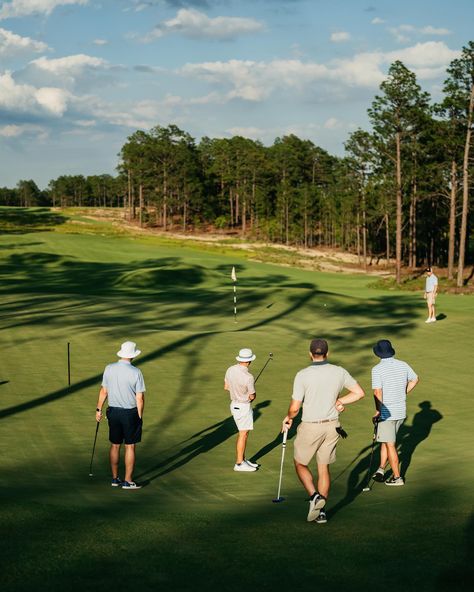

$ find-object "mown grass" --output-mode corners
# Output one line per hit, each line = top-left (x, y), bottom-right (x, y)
(0, 207), (472, 591)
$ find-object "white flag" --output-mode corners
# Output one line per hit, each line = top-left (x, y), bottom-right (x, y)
(231, 266), (237, 282)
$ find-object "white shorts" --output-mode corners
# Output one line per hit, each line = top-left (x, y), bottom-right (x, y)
(230, 402), (254, 431)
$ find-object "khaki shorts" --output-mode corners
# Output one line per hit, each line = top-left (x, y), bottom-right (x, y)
(293, 420), (340, 465)
(376, 419), (404, 443)
(426, 292), (436, 305)
(230, 402), (253, 431)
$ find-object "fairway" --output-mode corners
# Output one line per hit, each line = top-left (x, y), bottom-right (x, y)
(1, 212), (472, 592)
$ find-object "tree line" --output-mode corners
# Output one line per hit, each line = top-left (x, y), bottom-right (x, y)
(1, 42), (473, 286)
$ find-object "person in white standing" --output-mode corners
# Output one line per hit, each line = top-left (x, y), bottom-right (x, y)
(224, 348), (260, 472)
(424, 267), (438, 323)
(371, 340), (419, 486)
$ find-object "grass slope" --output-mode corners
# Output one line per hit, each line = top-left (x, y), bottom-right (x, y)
(0, 208), (472, 591)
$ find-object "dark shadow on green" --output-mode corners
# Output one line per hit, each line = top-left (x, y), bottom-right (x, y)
(137, 400), (271, 485)
(0, 286), (317, 420)
(250, 415), (301, 464)
(436, 513), (474, 591)
(0, 207), (67, 234)
(398, 401), (443, 479)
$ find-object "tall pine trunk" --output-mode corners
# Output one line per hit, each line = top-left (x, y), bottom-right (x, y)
(448, 160), (457, 280)
(395, 131), (403, 282)
(456, 83), (474, 287)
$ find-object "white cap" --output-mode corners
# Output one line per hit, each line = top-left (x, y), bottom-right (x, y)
(236, 348), (256, 362)
(117, 341), (141, 359)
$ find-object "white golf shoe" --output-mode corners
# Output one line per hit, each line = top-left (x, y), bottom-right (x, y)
(234, 462), (257, 472)
(244, 459), (260, 469)
(307, 493), (326, 522)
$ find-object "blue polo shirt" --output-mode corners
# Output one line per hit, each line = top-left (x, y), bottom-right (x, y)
(102, 360), (146, 409)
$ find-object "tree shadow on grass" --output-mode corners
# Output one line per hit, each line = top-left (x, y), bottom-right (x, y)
(0, 207), (67, 234)
(330, 401), (443, 518)
(250, 414), (301, 464)
(436, 512), (474, 591)
(137, 400), (272, 485)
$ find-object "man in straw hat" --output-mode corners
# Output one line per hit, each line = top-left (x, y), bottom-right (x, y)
(224, 348), (260, 472)
(371, 339), (419, 486)
(96, 341), (146, 489)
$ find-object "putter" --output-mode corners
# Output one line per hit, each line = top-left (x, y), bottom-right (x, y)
(88, 421), (100, 477)
(362, 419), (379, 492)
(272, 429), (288, 503)
(255, 352), (273, 384)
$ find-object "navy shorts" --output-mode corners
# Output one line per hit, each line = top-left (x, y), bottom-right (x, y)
(106, 407), (142, 445)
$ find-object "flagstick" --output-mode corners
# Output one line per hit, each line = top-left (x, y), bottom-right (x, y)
(233, 281), (237, 323)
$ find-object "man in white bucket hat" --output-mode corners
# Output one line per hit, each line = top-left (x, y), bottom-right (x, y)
(95, 341), (146, 489)
(224, 348), (259, 472)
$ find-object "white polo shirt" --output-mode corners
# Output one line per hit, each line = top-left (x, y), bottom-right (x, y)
(225, 364), (255, 403)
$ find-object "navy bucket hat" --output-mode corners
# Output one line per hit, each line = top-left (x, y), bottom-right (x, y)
(373, 339), (395, 358)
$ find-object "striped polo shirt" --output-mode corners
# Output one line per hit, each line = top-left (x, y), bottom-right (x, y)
(371, 357), (417, 421)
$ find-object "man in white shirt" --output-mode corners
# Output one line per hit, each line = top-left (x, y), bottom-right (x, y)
(424, 267), (438, 323)
(224, 348), (259, 472)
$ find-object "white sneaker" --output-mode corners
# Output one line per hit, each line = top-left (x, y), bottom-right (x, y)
(425, 318), (431, 323)
(234, 462), (257, 472)
(307, 493), (326, 522)
(244, 459), (260, 469)
(430, 318), (437, 323)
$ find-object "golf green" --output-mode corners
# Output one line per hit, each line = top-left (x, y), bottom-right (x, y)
(0, 209), (472, 591)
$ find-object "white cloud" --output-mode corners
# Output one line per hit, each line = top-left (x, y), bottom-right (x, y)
(0, 0), (88, 20)
(0, 123), (46, 138)
(93, 39), (108, 46)
(141, 8), (264, 42)
(420, 25), (451, 36)
(390, 24), (452, 43)
(330, 31), (351, 43)
(31, 54), (107, 76)
(0, 27), (49, 58)
(0, 70), (70, 116)
(180, 41), (459, 103)
(324, 117), (343, 129)
(371, 17), (385, 25)
(35, 86), (69, 115)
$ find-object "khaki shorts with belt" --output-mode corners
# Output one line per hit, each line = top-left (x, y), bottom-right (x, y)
(293, 419), (340, 465)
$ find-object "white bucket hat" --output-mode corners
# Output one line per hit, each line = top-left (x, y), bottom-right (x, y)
(117, 341), (141, 359)
(236, 348), (256, 362)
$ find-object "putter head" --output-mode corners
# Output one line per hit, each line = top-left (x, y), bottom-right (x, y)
(269, 352), (273, 359)
(362, 487), (371, 492)
(89, 473), (93, 477)
(272, 497), (285, 503)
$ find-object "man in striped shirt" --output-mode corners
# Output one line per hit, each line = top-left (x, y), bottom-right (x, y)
(371, 340), (419, 486)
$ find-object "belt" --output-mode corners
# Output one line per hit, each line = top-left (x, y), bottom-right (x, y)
(306, 418), (338, 424)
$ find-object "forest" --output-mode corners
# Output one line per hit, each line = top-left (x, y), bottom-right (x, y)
(2, 42), (473, 286)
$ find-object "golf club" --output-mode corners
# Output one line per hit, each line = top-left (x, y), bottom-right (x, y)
(272, 429), (288, 503)
(88, 421), (100, 477)
(255, 352), (273, 384)
(362, 418), (379, 492)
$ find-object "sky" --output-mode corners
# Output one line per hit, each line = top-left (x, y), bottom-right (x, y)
(0, 0), (473, 188)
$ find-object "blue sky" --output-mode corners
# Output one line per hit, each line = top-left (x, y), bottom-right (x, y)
(0, 0), (472, 188)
